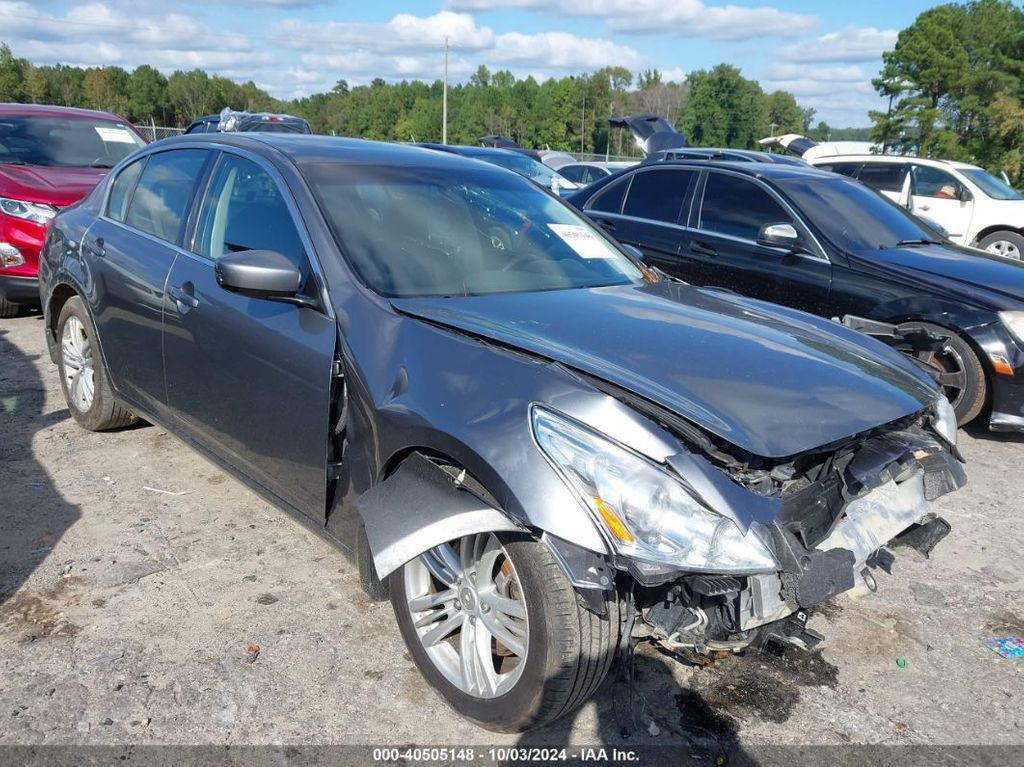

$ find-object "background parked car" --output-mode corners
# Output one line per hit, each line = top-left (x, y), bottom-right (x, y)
(645, 147), (810, 166)
(184, 108), (312, 135)
(418, 144), (579, 195)
(568, 160), (1024, 430)
(0, 103), (146, 317)
(810, 155), (1024, 259)
(39, 134), (962, 733)
(556, 161), (635, 186)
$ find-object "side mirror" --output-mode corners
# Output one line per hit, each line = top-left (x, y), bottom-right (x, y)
(957, 185), (972, 203)
(758, 222), (801, 250)
(215, 250), (316, 308)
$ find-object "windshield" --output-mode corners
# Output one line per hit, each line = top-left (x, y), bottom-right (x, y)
(961, 168), (1024, 201)
(0, 115), (144, 168)
(778, 174), (939, 251)
(304, 163), (643, 298)
(467, 150), (566, 187)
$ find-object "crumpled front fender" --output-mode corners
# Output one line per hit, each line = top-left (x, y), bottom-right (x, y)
(356, 452), (523, 579)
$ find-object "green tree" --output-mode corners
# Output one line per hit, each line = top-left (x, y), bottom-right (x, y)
(0, 42), (25, 102)
(128, 65), (168, 123)
(167, 69), (211, 123)
(765, 90), (805, 135)
(679, 64), (767, 148)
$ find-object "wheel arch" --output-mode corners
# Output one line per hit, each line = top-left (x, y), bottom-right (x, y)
(972, 225), (1024, 247)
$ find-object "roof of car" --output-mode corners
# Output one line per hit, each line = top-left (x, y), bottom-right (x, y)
(810, 154), (981, 171)
(0, 102), (129, 121)
(156, 133), (521, 172)
(633, 158), (836, 181)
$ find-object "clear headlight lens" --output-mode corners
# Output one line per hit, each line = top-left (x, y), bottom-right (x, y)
(0, 197), (57, 225)
(932, 393), (958, 447)
(999, 311), (1024, 346)
(531, 406), (777, 573)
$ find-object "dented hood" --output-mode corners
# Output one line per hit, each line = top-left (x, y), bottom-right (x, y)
(391, 282), (938, 459)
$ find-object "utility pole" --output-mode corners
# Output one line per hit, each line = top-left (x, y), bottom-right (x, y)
(442, 36), (449, 145)
(580, 96), (586, 155)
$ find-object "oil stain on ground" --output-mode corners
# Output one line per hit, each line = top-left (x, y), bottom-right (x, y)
(688, 647), (839, 728)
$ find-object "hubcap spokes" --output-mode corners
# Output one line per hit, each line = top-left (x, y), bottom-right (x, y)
(61, 317), (95, 412)
(406, 533), (529, 699)
(987, 240), (1021, 260)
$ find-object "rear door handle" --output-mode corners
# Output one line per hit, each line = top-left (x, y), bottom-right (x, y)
(168, 284), (199, 309)
(689, 241), (718, 257)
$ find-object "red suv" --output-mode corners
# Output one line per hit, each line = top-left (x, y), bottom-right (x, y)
(1, 104), (147, 316)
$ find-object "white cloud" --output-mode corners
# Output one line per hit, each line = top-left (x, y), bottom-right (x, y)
(274, 12), (496, 55)
(778, 25), (897, 64)
(447, 0), (816, 40)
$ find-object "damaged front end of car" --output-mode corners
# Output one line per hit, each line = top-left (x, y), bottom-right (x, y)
(532, 392), (965, 659)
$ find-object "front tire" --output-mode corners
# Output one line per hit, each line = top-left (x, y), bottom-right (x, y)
(978, 230), (1024, 261)
(0, 294), (19, 318)
(900, 321), (986, 426)
(391, 533), (619, 732)
(56, 296), (137, 431)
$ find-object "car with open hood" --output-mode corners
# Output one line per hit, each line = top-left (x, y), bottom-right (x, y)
(568, 159), (1024, 433)
(39, 135), (964, 732)
(0, 103), (146, 316)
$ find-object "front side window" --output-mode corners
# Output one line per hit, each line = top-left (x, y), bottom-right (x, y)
(106, 159), (144, 222)
(856, 163), (907, 194)
(124, 150), (207, 244)
(304, 163), (642, 298)
(559, 165), (588, 184)
(622, 168), (694, 224)
(912, 165), (969, 200)
(194, 154), (306, 269)
(699, 172), (793, 241)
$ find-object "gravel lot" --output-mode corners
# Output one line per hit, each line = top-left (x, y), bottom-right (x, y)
(1, 310), (1023, 755)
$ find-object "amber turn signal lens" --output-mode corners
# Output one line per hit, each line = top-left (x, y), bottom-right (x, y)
(594, 497), (635, 543)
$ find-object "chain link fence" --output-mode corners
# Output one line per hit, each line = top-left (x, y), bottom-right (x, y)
(137, 125), (185, 142)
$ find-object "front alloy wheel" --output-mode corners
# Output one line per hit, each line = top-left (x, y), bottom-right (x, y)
(391, 531), (619, 732)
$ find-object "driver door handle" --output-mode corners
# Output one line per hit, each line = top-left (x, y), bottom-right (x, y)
(168, 283), (199, 309)
(689, 240), (718, 257)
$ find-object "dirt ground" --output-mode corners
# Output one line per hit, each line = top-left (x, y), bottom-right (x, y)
(1, 310), (1023, 755)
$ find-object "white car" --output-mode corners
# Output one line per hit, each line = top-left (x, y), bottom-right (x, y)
(809, 155), (1024, 259)
(555, 161), (636, 186)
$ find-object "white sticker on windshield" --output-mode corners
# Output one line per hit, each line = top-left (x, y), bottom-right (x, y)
(548, 223), (615, 259)
(94, 126), (137, 144)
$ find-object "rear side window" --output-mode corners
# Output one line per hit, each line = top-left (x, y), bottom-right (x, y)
(125, 150), (207, 244)
(699, 172), (793, 241)
(194, 154), (306, 269)
(106, 159), (144, 222)
(588, 177), (629, 214)
(857, 163), (907, 194)
(559, 165), (588, 184)
(622, 168), (694, 224)
(819, 162), (861, 178)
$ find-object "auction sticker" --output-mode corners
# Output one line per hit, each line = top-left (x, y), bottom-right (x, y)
(548, 223), (616, 258)
(95, 126), (138, 144)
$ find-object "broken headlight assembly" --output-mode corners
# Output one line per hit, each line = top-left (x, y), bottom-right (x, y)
(531, 406), (777, 574)
(932, 393), (958, 447)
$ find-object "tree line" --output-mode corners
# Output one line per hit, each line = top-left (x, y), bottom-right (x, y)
(872, 0), (1024, 183)
(0, 42), (817, 155)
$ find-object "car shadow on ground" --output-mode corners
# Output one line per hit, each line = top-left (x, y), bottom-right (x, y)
(963, 421), (1024, 444)
(0, 321), (82, 610)
(515, 646), (756, 765)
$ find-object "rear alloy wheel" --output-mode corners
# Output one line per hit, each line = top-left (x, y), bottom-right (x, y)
(900, 321), (986, 426)
(391, 532), (619, 732)
(978, 230), (1024, 261)
(56, 297), (138, 431)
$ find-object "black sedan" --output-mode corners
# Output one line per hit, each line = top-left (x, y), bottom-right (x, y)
(568, 161), (1024, 430)
(39, 135), (963, 732)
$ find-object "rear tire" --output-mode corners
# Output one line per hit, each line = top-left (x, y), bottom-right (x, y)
(56, 296), (138, 431)
(391, 533), (619, 732)
(899, 321), (986, 426)
(0, 295), (19, 318)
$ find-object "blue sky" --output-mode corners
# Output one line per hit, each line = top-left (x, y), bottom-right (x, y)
(0, 1), (941, 126)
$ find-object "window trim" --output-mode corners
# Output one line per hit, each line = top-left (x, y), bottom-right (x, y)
(104, 156), (147, 223)
(584, 174), (633, 215)
(695, 168), (830, 263)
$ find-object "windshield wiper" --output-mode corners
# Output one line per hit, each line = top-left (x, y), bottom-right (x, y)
(885, 238), (941, 248)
